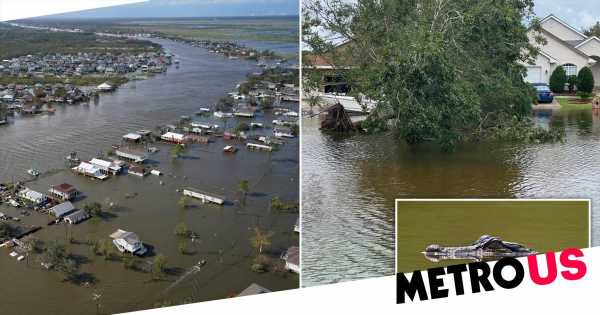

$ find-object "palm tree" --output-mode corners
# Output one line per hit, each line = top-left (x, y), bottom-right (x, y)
(250, 227), (273, 254)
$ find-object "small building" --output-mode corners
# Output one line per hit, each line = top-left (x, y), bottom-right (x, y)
(48, 183), (78, 201)
(17, 188), (47, 205)
(128, 165), (148, 177)
(115, 148), (147, 163)
(49, 201), (76, 218)
(161, 132), (186, 144)
(90, 158), (122, 175)
(183, 188), (225, 205)
(110, 229), (147, 256)
(237, 283), (272, 297)
(246, 143), (273, 152)
(72, 162), (109, 180)
(283, 246), (300, 274)
(64, 210), (90, 224)
(123, 133), (142, 142)
(274, 128), (295, 138)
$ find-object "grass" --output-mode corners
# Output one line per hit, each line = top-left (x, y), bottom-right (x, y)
(556, 96), (593, 110)
(396, 200), (589, 273)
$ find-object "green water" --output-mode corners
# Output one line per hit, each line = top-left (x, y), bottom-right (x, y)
(396, 200), (589, 272)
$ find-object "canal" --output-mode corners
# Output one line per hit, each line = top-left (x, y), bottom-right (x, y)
(301, 107), (600, 286)
(0, 38), (299, 314)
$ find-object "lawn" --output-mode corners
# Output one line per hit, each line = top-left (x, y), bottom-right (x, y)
(556, 96), (592, 110)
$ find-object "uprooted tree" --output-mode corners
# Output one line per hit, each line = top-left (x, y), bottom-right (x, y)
(303, 0), (556, 150)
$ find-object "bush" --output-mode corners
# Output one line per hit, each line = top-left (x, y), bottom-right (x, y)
(567, 75), (577, 93)
(549, 67), (567, 93)
(577, 67), (595, 99)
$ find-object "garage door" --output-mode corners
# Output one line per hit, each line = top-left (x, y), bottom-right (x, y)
(525, 66), (542, 83)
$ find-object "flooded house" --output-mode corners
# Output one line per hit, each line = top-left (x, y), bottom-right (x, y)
(110, 229), (147, 256)
(72, 162), (109, 180)
(115, 148), (147, 163)
(48, 201), (76, 218)
(182, 188), (225, 205)
(274, 127), (295, 138)
(48, 183), (78, 201)
(246, 142), (273, 152)
(122, 133), (142, 143)
(64, 210), (90, 225)
(160, 131), (186, 144)
(17, 188), (47, 205)
(90, 158), (122, 175)
(237, 283), (272, 297)
(128, 165), (148, 177)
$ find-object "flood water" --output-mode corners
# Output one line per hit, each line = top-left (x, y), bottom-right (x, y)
(0, 38), (299, 314)
(301, 108), (600, 286)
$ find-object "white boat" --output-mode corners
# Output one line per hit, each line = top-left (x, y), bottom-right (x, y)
(27, 169), (40, 176)
(199, 107), (211, 112)
(250, 122), (264, 128)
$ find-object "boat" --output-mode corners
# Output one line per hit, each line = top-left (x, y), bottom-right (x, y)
(27, 169), (40, 176)
(66, 152), (80, 163)
(223, 145), (238, 153)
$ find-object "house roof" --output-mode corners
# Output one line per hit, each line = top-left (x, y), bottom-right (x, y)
(238, 283), (272, 297)
(575, 36), (600, 49)
(49, 202), (76, 217)
(50, 183), (76, 194)
(539, 28), (596, 62)
(64, 210), (90, 223)
(285, 246), (300, 266)
(110, 229), (141, 245)
(90, 158), (112, 168)
(123, 133), (142, 140)
(19, 188), (45, 201)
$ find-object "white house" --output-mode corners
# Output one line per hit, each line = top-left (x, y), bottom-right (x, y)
(110, 229), (147, 256)
(72, 162), (109, 180)
(161, 131), (186, 144)
(525, 14), (600, 86)
(17, 188), (47, 205)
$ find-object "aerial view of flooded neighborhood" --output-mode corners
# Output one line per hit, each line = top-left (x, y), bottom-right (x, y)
(0, 1), (299, 314)
(302, 0), (600, 286)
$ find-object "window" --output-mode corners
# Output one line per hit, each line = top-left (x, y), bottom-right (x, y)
(562, 63), (578, 76)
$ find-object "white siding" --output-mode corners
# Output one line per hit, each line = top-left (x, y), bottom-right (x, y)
(541, 18), (586, 41)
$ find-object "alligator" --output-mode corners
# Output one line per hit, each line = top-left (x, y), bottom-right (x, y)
(423, 235), (537, 263)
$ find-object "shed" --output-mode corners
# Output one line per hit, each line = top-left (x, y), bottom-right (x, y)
(64, 210), (90, 224)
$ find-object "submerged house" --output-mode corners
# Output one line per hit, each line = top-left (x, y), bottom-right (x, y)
(90, 158), (122, 175)
(64, 210), (90, 225)
(237, 283), (272, 297)
(48, 183), (78, 201)
(160, 131), (186, 144)
(110, 229), (147, 256)
(72, 162), (109, 180)
(115, 148), (147, 163)
(49, 201), (76, 218)
(182, 188), (225, 205)
(17, 188), (47, 205)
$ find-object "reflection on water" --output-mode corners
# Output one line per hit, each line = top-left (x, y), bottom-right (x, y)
(302, 108), (600, 286)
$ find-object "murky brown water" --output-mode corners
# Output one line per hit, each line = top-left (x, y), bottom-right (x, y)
(301, 108), (600, 286)
(0, 39), (299, 314)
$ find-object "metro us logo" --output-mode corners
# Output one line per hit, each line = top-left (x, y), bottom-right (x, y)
(396, 248), (587, 303)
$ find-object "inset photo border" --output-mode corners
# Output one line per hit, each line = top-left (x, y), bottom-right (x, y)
(395, 199), (591, 273)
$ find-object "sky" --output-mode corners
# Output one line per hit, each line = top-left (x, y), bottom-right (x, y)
(46, 0), (299, 18)
(534, 0), (600, 30)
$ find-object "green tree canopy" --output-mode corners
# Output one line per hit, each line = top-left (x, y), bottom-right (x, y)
(577, 66), (595, 98)
(304, 0), (544, 149)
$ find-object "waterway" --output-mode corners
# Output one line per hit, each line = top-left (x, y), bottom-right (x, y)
(301, 107), (600, 286)
(0, 38), (299, 314)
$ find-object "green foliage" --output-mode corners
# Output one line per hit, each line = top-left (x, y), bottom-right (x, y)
(304, 0), (548, 149)
(577, 67), (595, 99)
(178, 196), (190, 209)
(83, 202), (103, 216)
(0, 24), (160, 59)
(249, 227), (273, 254)
(216, 97), (235, 111)
(178, 239), (189, 254)
(152, 254), (168, 279)
(584, 22), (600, 37)
(271, 196), (299, 212)
(171, 144), (186, 158)
(174, 222), (188, 237)
(549, 67), (567, 93)
(567, 75), (578, 93)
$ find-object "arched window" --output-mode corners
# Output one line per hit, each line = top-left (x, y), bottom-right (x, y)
(562, 63), (578, 76)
